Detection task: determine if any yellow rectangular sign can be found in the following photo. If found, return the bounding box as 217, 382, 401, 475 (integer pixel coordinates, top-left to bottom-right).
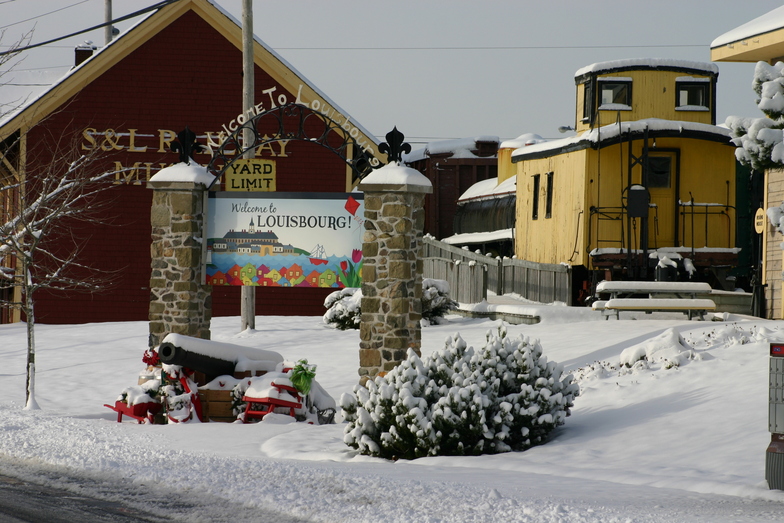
225, 159, 276, 191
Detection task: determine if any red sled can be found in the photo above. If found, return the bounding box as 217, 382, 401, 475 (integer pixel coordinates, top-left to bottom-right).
104, 400, 162, 423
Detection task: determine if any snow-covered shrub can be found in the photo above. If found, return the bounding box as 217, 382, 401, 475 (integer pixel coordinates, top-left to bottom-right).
421, 278, 458, 324
322, 287, 362, 330
323, 278, 457, 329
340, 326, 578, 460
619, 328, 694, 369
726, 61, 784, 170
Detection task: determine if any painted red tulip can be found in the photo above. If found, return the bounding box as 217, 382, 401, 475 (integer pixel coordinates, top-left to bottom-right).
340, 261, 348, 271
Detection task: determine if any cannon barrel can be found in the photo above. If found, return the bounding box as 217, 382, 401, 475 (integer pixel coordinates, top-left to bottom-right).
158, 342, 236, 377
157, 334, 284, 380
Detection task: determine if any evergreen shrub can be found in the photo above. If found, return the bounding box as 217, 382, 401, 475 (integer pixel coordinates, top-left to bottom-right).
322, 279, 456, 330
340, 326, 579, 460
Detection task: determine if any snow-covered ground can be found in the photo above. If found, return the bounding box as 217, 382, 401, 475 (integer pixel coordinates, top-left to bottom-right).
2, 301, 784, 522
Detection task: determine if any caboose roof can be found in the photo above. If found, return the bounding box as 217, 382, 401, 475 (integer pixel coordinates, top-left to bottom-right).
574, 59, 718, 84
511, 119, 731, 163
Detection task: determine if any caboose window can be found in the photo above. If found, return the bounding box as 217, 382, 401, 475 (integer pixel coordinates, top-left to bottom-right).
545, 172, 554, 219
646, 157, 671, 188
582, 80, 594, 122
676, 80, 709, 110
598, 79, 631, 109
532, 174, 540, 220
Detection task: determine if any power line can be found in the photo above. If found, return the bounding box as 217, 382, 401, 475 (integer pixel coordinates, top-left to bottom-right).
0, 0, 91, 31
274, 44, 705, 51
0, 0, 181, 56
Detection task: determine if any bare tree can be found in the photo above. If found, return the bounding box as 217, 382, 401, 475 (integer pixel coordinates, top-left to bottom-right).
0, 28, 34, 116
1, 130, 119, 409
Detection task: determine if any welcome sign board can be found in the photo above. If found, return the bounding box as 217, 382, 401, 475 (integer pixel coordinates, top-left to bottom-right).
205, 193, 364, 289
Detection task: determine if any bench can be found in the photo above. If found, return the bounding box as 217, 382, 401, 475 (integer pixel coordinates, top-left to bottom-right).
593, 281, 715, 320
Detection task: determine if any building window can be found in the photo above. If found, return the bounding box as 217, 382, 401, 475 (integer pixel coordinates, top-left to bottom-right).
675, 80, 709, 110
532, 174, 540, 220
598, 79, 632, 109
545, 172, 554, 219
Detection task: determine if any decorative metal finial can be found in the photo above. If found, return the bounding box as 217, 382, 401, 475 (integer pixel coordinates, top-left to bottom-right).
378, 127, 411, 164
170, 126, 204, 164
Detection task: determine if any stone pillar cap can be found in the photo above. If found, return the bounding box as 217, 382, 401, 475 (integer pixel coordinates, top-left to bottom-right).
358, 163, 432, 194
148, 162, 216, 186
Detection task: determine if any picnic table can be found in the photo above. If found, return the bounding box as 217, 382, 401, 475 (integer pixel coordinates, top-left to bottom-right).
592, 280, 715, 320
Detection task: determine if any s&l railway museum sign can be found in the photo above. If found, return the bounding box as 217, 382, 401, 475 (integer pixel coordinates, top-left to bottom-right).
0, 0, 382, 324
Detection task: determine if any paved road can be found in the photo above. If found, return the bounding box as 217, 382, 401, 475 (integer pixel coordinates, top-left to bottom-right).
0, 474, 162, 522
0, 467, 312, 523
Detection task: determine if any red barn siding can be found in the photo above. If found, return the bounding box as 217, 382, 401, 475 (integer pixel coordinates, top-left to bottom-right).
21, 10, 351, 323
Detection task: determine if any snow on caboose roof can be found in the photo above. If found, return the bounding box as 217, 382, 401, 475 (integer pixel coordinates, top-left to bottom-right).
574, 58, 718, 79
499, 133, 548, 150
511, 118, 730, 161
711, 6, 784, 48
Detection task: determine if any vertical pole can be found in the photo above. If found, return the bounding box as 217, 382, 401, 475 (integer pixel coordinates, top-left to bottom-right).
104, 0, 113, 45
240, 0, 255, 330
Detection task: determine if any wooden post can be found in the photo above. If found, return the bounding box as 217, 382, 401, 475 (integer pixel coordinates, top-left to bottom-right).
240, 0, 256, 331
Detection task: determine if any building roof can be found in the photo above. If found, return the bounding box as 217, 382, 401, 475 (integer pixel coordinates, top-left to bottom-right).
457, 176, 515, 203
0, 0, 378, 154
711, 6, 784, 63
405, 136, 500, 163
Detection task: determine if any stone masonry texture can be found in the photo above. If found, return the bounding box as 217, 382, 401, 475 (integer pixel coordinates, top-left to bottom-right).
357, 184, 430, 383
147, 180, 212, 348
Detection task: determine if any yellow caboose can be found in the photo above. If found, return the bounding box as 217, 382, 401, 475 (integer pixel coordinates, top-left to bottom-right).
508, 59, 738, 298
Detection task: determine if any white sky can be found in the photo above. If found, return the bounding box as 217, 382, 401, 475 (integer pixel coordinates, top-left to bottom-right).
1, 0, 783, 146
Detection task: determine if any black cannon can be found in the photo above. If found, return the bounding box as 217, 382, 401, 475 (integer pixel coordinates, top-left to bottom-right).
157, 333, 283, 382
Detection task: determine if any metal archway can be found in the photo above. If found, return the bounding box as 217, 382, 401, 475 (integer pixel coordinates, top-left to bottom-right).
205, 103, 382, 189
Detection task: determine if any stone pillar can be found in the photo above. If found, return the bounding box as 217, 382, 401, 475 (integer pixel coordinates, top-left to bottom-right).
357, 165, 432, 383
147, 177, 212, 348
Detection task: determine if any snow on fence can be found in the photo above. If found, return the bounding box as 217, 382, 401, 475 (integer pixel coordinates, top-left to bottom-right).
423, 237, 572, 305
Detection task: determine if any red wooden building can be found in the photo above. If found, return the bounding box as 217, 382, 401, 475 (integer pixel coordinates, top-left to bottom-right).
0, 0, 381, 324
404, 137, 499, 240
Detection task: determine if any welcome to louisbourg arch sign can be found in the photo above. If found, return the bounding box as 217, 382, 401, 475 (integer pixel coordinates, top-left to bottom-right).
207, 101, 383, 189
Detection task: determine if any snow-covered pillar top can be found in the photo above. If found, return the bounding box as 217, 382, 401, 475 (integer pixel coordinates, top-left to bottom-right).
356, 161, 433, 384
147, 162, 215, 348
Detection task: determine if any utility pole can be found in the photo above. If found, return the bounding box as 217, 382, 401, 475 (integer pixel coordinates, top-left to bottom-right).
104, 0, 113, 45
240, 0, 256, 331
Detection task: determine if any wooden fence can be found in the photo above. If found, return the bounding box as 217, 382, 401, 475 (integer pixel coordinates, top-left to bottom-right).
423, 237, 572, 305
423, 257, 487, 304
